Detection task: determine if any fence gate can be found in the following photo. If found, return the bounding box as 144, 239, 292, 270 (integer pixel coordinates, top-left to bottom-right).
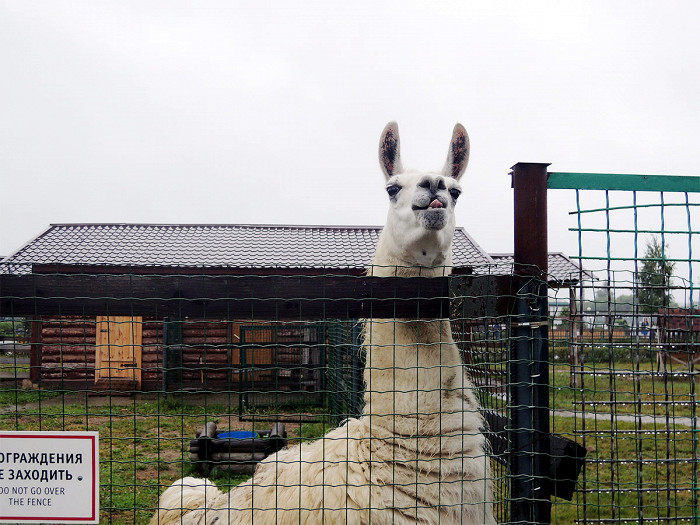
237, 323, 326, 417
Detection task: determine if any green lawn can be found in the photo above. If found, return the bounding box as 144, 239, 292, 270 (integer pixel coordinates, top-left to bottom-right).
0, 385, 60, 406
2, 361, 698, 524
0, 362, 30, 374
551, 416, 698, 524
550, 362, 698, 419
549, 360, 698, 523
0, 396, 329, 525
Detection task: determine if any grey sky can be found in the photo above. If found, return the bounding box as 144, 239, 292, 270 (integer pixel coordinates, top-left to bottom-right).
2, 1, 699, 280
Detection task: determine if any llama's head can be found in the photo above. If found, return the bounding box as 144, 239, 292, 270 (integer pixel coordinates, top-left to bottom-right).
375, 122, 469, 270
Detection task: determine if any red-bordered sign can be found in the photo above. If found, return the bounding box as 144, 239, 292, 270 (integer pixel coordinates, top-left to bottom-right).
0, 432, 99, 524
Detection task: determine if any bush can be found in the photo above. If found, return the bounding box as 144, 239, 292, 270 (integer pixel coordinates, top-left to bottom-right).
551, 341, 657, 364
0, 318, 29, 341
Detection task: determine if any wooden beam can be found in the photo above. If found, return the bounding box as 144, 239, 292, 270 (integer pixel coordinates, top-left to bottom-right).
0, 273, 513, 320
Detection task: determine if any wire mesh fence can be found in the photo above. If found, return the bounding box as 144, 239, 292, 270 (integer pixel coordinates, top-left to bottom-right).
0, 275, 507, 523
548, 172, 700, 523
0, 166, 697, 524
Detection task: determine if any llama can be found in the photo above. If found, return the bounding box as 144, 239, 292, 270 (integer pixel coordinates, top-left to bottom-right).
150, 122, 495, 525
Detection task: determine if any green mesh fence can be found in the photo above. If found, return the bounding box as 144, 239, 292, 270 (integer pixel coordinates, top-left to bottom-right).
0, 169, 696, 524
548, 172, 700, 524
0, 270, 503, 523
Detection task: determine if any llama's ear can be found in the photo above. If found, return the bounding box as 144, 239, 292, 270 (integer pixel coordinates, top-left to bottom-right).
443, 123, 469, 180
379, 121, 403, 179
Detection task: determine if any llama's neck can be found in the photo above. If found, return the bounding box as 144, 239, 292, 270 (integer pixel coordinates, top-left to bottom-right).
368, 223, 454, 276
361, 239, 474, 435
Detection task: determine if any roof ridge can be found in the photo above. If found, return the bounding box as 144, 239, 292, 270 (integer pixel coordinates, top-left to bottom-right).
453, 228, 495, 264
47, 223, 387, 230
1, 225, 55, 263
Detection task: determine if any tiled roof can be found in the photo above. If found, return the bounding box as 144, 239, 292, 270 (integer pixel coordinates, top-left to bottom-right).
1, 223, 494, 273
487, 252, 589, 285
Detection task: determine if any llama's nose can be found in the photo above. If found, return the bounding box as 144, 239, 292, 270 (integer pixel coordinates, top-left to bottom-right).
418, 177, 446, 195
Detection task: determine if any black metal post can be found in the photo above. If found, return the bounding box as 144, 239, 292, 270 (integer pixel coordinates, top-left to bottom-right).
162, 317, 181, 393
162, 316, 169, 393
510, 162, 551, 524
351, 321, 363, 417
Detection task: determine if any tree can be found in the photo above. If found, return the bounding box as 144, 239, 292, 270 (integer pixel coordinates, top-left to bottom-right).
636, 235, 676, 313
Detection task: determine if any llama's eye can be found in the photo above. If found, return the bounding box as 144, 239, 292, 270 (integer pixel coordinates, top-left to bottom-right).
449, 188, 461, 200
386, 185, 401, 198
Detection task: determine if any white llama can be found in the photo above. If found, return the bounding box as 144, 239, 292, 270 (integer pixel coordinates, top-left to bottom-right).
151, 122, 495, 525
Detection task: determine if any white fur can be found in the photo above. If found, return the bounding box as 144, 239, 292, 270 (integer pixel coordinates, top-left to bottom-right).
151, 123, 495, 525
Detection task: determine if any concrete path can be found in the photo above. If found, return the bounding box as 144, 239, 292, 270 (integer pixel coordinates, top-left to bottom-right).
553, 409, 697, 428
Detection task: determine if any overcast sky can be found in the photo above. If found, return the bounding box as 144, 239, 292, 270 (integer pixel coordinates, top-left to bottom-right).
2, 1, 699, 287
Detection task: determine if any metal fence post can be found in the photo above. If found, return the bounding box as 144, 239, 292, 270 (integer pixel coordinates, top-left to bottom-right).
162, 316, 169, 393
510, 162, 551, 524
351, 321, 364, 416
162, 317, 182, 392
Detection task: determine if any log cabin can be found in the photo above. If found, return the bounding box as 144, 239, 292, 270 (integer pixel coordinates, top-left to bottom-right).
0, 223, 491, 392
0, 224, 582, 394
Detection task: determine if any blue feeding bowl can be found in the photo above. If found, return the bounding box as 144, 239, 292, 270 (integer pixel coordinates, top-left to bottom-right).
217, 431, 258, 439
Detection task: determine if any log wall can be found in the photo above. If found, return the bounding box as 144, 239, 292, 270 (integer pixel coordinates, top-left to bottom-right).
34, 316, 234, 390
32, 317, 325, 392
37, 316, 96, 384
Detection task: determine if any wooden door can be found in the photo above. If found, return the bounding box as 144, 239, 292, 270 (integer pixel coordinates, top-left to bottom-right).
95, 316, 142, 387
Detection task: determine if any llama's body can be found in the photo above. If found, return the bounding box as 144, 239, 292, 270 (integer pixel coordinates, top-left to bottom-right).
151, 123, 495, 525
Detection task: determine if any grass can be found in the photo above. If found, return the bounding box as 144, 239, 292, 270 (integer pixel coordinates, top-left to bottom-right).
2, 357, 699, 524
550, 361, 698, 419
489, 414, 699, 523
0, 393, 329, 525
551, 416, 698, 524
1, 399, 198, 524
0, 362, 30, 374
0, 385, 61, 406
547, 359, 699, 523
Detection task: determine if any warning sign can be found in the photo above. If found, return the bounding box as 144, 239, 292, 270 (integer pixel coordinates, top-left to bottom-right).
0, 431, 99, 524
